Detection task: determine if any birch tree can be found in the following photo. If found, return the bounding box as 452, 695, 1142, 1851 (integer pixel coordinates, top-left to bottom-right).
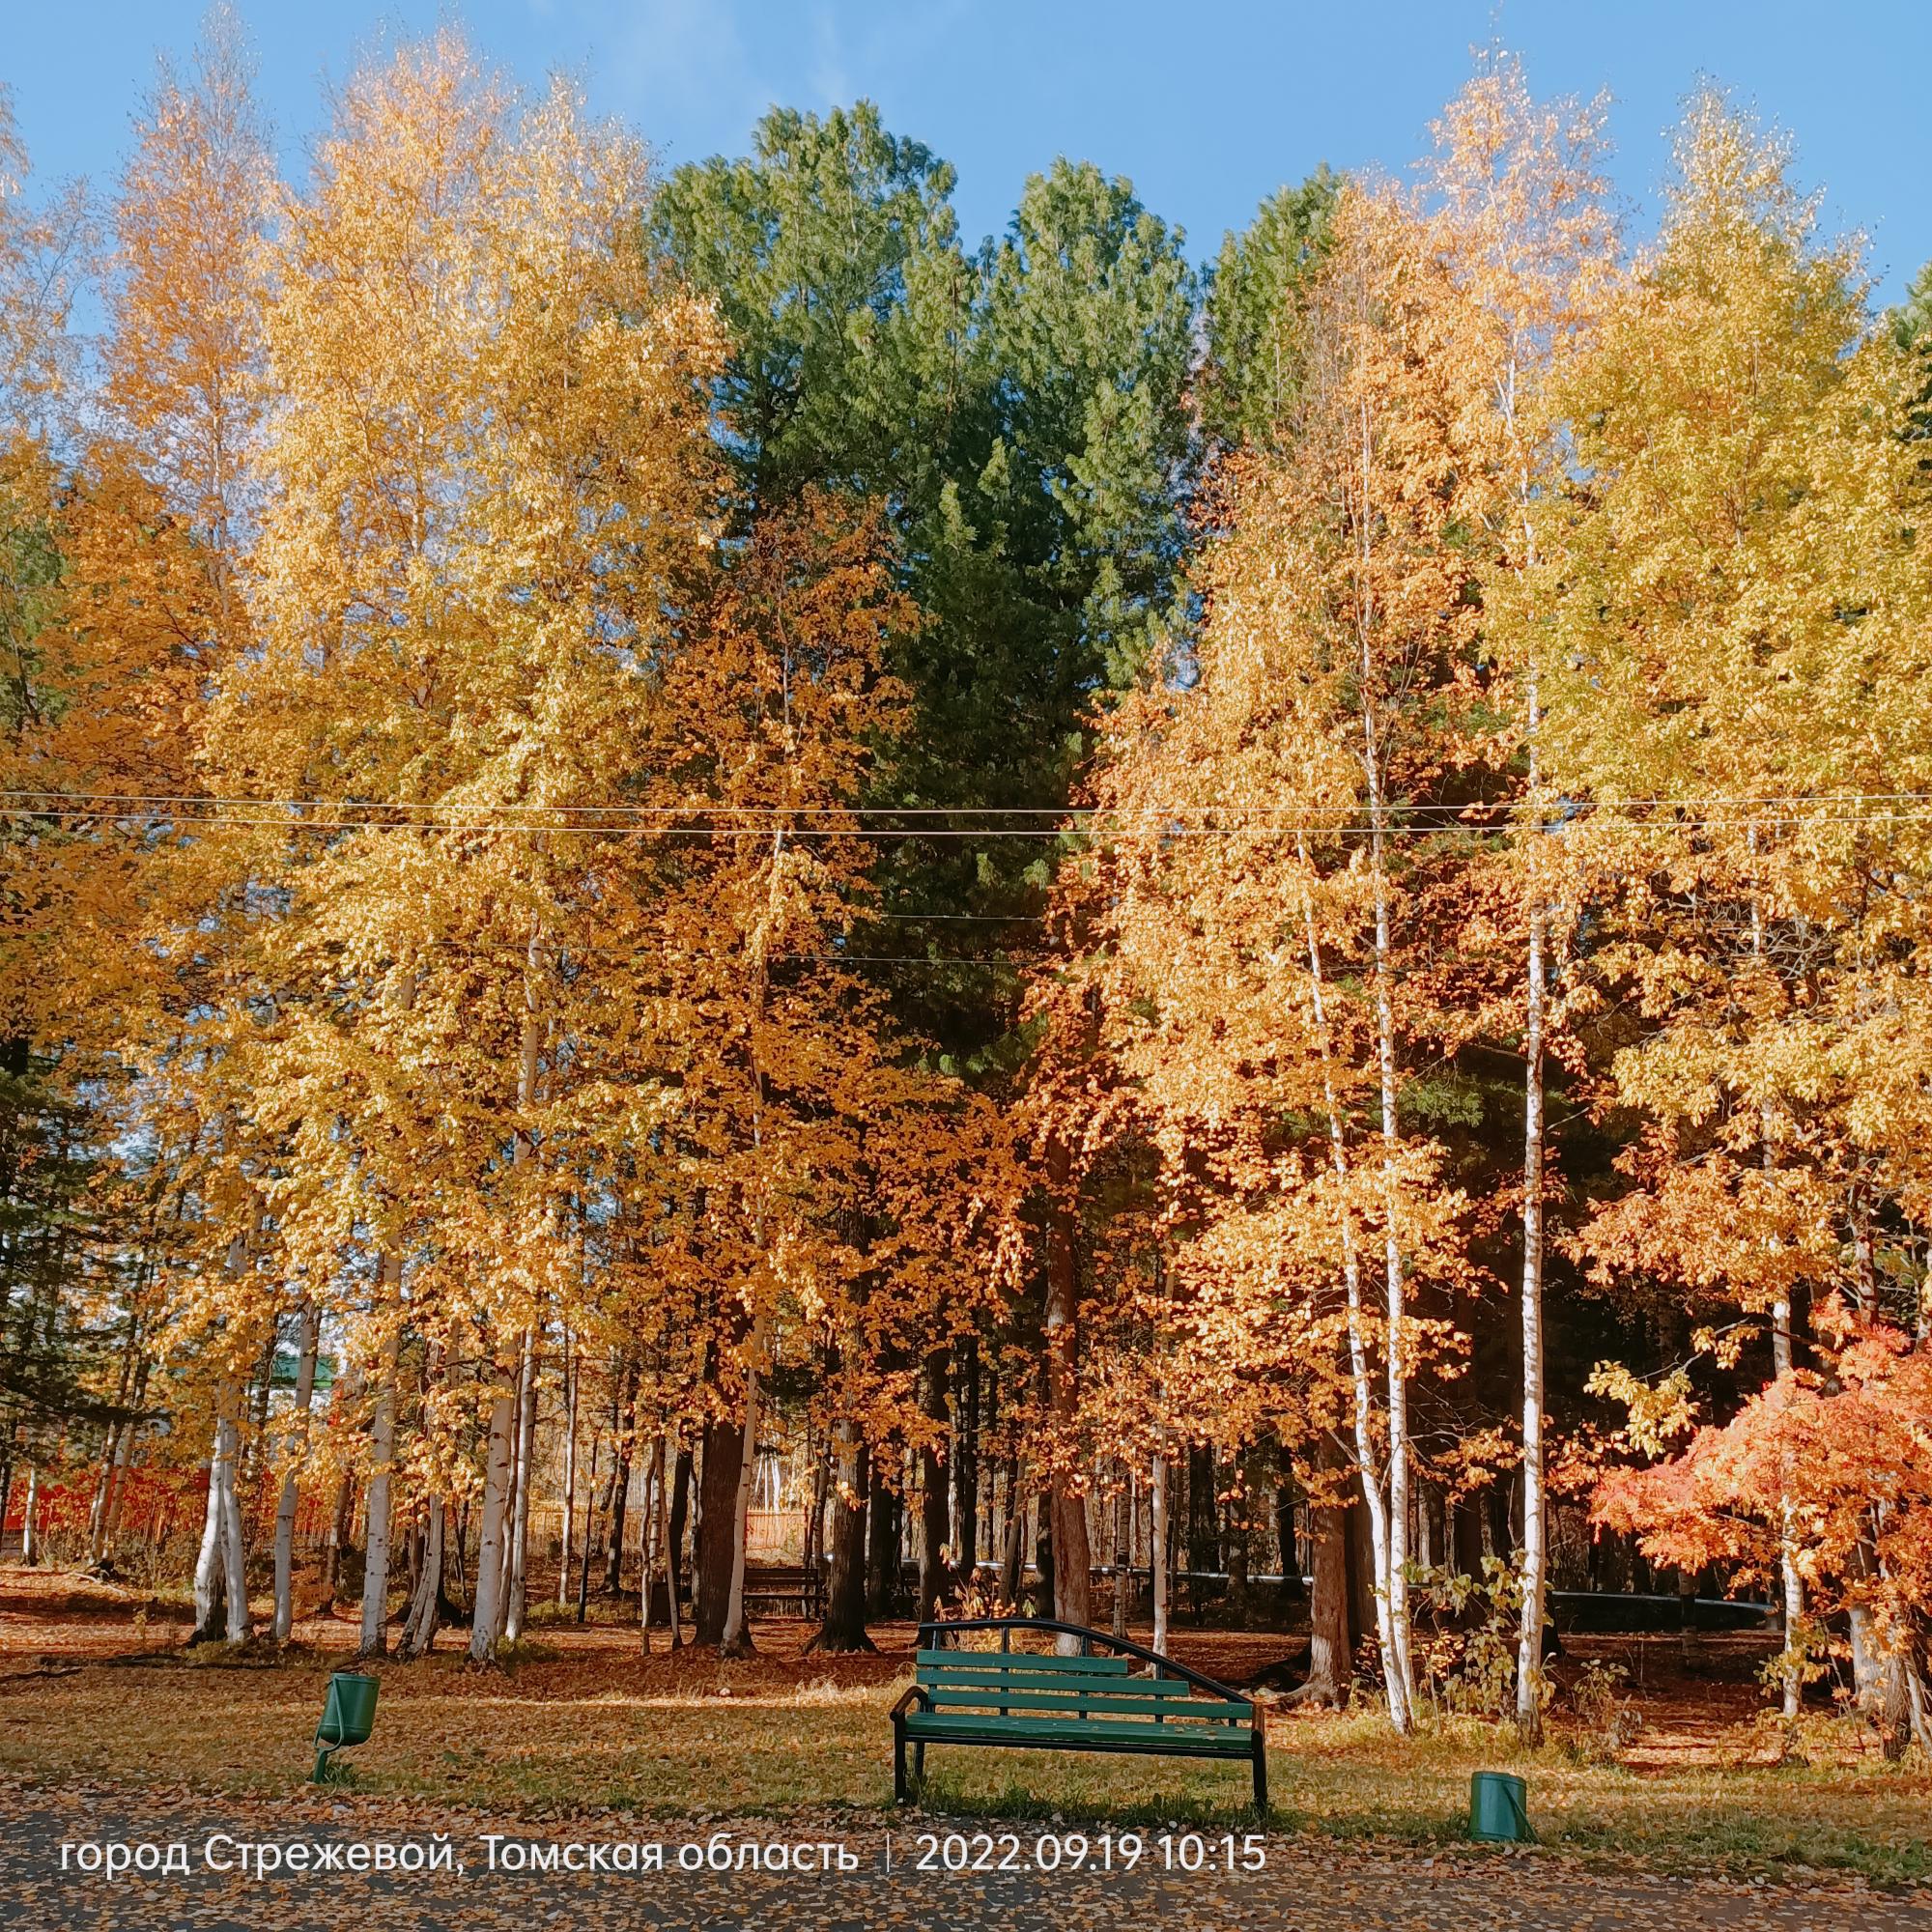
1421, 51, 1612, 1743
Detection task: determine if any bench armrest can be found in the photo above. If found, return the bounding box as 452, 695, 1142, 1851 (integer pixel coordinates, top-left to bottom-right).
891, 1684, 930, 1719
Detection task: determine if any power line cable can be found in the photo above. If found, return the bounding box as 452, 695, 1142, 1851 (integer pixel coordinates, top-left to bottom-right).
11, 791, 1932, 840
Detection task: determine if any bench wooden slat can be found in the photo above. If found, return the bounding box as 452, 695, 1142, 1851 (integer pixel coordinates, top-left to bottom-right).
923, 1687, 1245, 1721
914, 1648, 1131, 1673
904, 1712, 1252, 1753
917, 1667, 1203, 1698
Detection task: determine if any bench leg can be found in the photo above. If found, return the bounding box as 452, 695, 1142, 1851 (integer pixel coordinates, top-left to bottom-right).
1251, 1730, 1268, 1815
894, 1719, 908, 1805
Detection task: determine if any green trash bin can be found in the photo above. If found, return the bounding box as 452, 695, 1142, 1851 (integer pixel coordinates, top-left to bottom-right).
312, 1671, 380, 1783
1468, 1770, 1532, 1842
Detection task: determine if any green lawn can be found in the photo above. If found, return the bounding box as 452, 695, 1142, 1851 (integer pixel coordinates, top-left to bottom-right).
0, 1643, 1926, 1883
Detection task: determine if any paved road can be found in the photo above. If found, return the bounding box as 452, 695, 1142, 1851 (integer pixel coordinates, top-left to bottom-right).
2, 1790, 1927, 1932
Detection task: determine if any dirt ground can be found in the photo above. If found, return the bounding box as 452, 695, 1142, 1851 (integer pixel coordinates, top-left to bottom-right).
0, 1563, 1837, 1774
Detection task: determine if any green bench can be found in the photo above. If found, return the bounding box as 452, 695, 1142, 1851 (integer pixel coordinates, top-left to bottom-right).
892, 1616, 1265, 1809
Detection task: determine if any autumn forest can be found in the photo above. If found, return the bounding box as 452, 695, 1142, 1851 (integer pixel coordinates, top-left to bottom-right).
4, 14, 1932, 1775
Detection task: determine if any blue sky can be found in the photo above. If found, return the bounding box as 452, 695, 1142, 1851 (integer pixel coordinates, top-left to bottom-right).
9, 1, 1928, 302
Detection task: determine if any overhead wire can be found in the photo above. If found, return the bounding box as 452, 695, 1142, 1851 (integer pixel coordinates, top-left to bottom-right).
9, 788, 1932, 840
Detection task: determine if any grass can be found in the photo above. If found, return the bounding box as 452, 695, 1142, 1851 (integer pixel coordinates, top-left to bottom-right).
0, 1652, 1926, 1881
0, 1568, 1925, 1884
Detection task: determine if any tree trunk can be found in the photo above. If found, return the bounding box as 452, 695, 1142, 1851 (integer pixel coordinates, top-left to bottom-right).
87, 1428, 121, 1566
191, 1453, 221, 1631
359, 1294, 403, 1658
639, 1435, 664, 1653
1186, 1440, 1216, 1581
1748, 838, 1805, 1720
659, 1432, 683, 1647
804, 1431, 830, 1585
917, 1349, 951, 1619
814, 1422, 872, 1651
1516, 741, 1550, 1742
397, 1499, 444, 1661
557, 1337, 578, 1607
1300, 854, 1406, 1719
1360, 668, 1417, 1730
1848, 1601, 1913, 1760
604, 1362, 639, 1596
575, 1434, 598, 1622
997, 1457, 1026, 1608
720, 1339, 762, 1657
21, 1463, 40, 1568
1772, 1282, 1805, 1718
503, 1335, 538, 1642
218, 1395, 249, 1641
1294, 1444, 1352, 1707
695, 1414, 743, 1645
468, 1389, 515, 1662
1347, 1487, 1378, 1679
324, 1472, 355, 1598
1452, 1492, 1486, 1578
88, 1322, 142, 1566
1150, 1448, 1169, 1655
1848, 1524, 1914, 1760
272, 1302, 319, 1643
867, 1463, 902, 1621
668, 1442, 694, 1620
1111, 1467, 1129, 1638
952, 1336, 979, 1583
1274, 1471, 1305, 1604
1034, 1500, 1054, 1617
1043, 1158, 1091, 1646
1227, 1451, 1252, 1624
323, 1355, 366, 1599
192, 1377, 248, 1643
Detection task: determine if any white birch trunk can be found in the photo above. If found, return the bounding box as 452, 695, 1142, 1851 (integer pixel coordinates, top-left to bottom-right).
720, 1348, 761, 1655
1361, 735, 1416, 1730
1773, 1285, 1804, 1719
1907, 1653, 1932, 1757
361, 960, 418, 1658
194, 1227, 254, 1640
474, 930, 540, 1664
1516, 699, 1550, 1742
192, 1382, 248, 1640
639, 1435, 665, 1654
272, 1301, 319, 1643
722, 835, 778, 1661
1747, 831, 1805, 1718
398, 1497, 444, 1661
558, 1334, 578, 1606
191, 1442, 221, 1621
662, 1430, 684, 1648
217, 1390, 249, 1641
1150, 1448, 1169, 1656
1300, 854, 1406, 1717
21, 1463, 39, 1566
359, 1271, 402, 1657
503, 1335, 537, 1642
1111, 1467, 1128, 1639
469, 1391, 515, 1662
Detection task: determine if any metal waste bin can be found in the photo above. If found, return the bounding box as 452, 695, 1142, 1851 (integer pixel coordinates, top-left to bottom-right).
312, 1670, 379, 1783
1468, 1770, 1532, 1842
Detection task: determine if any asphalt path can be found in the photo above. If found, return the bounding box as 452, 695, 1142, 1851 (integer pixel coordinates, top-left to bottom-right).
2, 1790, 1927, 1932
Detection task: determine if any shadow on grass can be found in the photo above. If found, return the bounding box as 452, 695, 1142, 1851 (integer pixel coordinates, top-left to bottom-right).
909, 1776, 1271, 1832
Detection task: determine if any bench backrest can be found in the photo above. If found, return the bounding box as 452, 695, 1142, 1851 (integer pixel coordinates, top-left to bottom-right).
913, 1646, 1250, 1728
